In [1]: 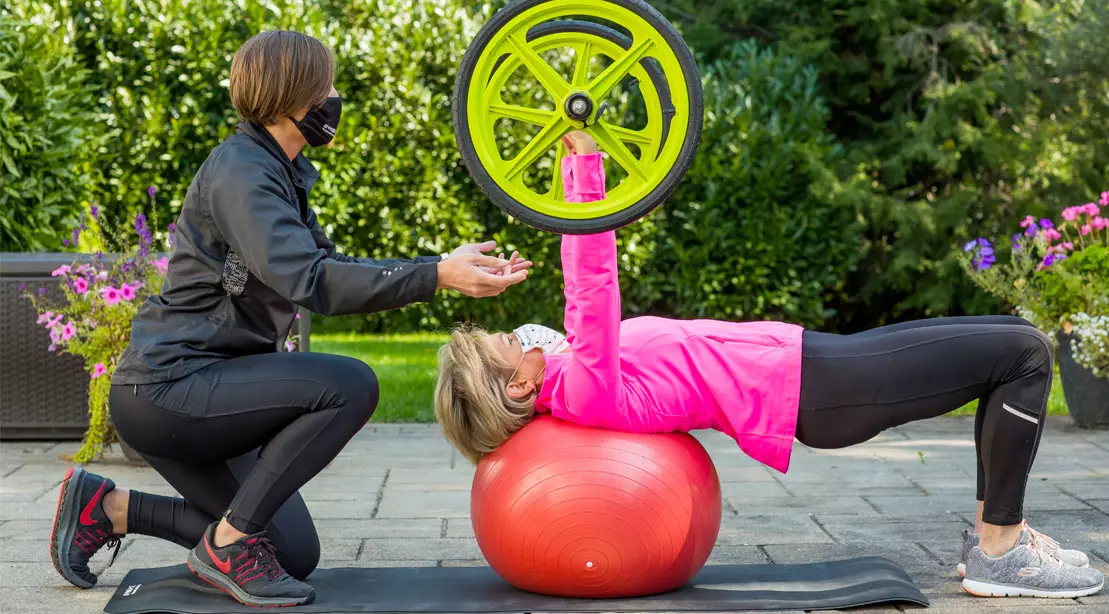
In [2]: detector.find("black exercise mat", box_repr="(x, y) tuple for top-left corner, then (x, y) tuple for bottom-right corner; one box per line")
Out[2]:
(104, 558), (928, 614)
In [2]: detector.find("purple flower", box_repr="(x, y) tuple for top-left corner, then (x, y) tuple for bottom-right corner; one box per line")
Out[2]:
(963, 240), (977, 252)
(38, 287), (45, 295)
(148, 186), (157, 199)
(90, 205), (99, 219)
(134, 213), (148, 233)
(62, 239), (70, 246)
(18, 283), (26, 292)
(71, 227), (81, 245)
(1024, 225), (1038, 237)
(977, 238), (992, 248)
(1039, 218), (1054, 229)
(978, 246), (994, 257)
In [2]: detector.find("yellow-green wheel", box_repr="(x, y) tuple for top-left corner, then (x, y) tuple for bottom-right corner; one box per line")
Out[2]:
(453, 0), (703, 234)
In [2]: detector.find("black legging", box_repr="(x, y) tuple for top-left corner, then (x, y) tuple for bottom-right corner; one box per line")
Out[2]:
(108, 351), (378, 579)
(795, 316), (1052, 526)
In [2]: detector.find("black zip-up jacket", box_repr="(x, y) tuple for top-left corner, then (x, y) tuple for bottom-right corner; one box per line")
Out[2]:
(113, 122), (440, 385)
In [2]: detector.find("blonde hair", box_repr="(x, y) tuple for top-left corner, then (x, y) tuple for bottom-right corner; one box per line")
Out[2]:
(230, 30), (336, 125)
(434, 324), (537, 464)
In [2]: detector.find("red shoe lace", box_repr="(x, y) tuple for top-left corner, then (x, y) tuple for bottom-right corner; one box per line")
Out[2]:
(233, 536), (286, 584)
(74, 527), (122, 567)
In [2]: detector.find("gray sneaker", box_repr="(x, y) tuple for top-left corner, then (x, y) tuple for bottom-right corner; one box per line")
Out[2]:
(963, 530), (1104, 598)
(957, 526), (1091, 577)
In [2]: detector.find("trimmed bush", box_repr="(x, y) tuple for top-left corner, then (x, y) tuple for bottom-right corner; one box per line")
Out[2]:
(633, 42), (862, 328)
(0, 6), (100, 251)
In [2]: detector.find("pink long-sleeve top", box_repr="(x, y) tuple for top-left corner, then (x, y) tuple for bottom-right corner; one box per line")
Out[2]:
(533, 152), (804, 473)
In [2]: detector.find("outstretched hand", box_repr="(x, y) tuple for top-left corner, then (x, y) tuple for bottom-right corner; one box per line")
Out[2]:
(449, 241), (532, 276)
(438, 241), (530, 298)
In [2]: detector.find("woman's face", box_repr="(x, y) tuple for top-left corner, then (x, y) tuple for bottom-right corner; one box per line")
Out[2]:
(487, 332), (524, 370)
(292, 86), (340, 122)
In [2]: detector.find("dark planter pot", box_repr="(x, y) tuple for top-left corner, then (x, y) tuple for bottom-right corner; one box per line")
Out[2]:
(1056, 332), (1109, 429)
(0, 252), (312, 443)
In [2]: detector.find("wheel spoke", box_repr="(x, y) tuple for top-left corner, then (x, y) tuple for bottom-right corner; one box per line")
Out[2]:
(507, 35), (570, 100)
(549, 140), (566, 200)
(601, 122), (652, 147)
(572, 41), (592, 86)
(590, 121), (647, 182)
(490, 103), (555, 127)
(587, 38), (654, 102)
(506, 117), (567, 182)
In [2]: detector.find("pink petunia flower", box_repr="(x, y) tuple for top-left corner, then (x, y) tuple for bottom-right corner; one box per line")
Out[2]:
(1042, 228), (1062, 242)
(36, 311), (55, 325)
(152, 257), (169, 275)
(46, 314), (64, 328)
(285, 340), (295, 352)
(1020, 215), (1037, 228)
(61, 321), (77, 341)
(1093, 216), (1108, 230)
(1062, 206), (1081, 221)
(74, 277), (89, 294)
(91, 363), (107, 378)
(51, 265), (71, 277)
(101, 287), (122, 306)
(119, 283), (136, 301)
(1100, 191), (1109, 206)
(1082, 203), (1100, 216)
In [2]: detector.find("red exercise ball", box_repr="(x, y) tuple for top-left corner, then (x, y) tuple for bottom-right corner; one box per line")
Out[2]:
(471, 414), (722, 598)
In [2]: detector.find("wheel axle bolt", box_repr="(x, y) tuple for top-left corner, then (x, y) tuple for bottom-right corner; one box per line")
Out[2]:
(565, 93), (593, 121)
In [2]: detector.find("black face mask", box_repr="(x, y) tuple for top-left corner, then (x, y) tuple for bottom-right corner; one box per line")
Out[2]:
(292, 96), (342, 147)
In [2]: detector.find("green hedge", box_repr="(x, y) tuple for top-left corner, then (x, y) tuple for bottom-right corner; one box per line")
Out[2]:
(4, 0), (1106, 333)
(631, 42), (862, 328)
(0, 6), (101, 251)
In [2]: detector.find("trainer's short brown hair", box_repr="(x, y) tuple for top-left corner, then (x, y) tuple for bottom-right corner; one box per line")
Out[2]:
(230, 30), (335, 125)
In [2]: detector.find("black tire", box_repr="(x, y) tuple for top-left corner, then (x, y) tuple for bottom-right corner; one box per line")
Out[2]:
(453, 0), (702, 235)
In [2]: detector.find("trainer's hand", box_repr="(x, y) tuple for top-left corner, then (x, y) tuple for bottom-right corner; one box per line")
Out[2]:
(437, 253), (528, 298)
(448, 241), (532, 275)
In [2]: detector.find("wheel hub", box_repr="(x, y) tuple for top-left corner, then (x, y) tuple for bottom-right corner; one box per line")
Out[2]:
(564, 93), (594, 121)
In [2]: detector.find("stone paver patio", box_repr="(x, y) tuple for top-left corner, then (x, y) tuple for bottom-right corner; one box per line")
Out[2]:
(1, 416), (1106, 614)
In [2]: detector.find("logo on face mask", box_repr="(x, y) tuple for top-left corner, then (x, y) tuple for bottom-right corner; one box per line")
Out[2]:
(292, 96), (342, 147)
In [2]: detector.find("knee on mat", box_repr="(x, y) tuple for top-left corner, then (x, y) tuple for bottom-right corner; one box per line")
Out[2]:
(276, 531), (321, 581)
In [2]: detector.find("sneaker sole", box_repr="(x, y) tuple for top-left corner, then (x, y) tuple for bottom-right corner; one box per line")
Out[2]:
(962, 577), (1104, 598)
(186, 550), (314, 608)
(50, 466), (95, 589)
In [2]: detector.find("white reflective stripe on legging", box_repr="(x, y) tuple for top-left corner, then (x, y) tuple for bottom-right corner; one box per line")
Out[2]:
(1003, 402), (1039, 424)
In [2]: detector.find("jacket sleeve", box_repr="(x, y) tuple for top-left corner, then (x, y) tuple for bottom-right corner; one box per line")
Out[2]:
(205, 157), (438, 316)
(559, 153), (625, 416)
(305, 207), (443, 267)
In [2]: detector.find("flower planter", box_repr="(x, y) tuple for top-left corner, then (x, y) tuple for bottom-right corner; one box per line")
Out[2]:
(0, 252), (312, 442)
(1056, 332), (1109, 429)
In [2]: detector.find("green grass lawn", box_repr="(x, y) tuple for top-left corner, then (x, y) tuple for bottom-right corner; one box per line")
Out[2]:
(313, 333), (1070, 422)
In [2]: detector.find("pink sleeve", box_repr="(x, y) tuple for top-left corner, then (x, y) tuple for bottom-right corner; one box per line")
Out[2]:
(559, 153), (624, 416)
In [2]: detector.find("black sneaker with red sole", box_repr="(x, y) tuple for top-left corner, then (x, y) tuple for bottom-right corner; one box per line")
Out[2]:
(50, 466), (123, 588)
(186, 521), (314, 608)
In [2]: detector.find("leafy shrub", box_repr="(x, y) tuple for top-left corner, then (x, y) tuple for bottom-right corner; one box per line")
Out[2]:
(634, 42), (862, 328)
(0, 6), (101, 251)
(656, 0), (1109, 330)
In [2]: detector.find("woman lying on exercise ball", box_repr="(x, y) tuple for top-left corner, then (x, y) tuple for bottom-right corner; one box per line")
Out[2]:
(49, 30), (530, 608)
(435, 130), (1104, 599)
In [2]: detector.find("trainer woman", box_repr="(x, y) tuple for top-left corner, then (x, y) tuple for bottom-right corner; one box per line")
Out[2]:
(48, 31), (529, 608)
